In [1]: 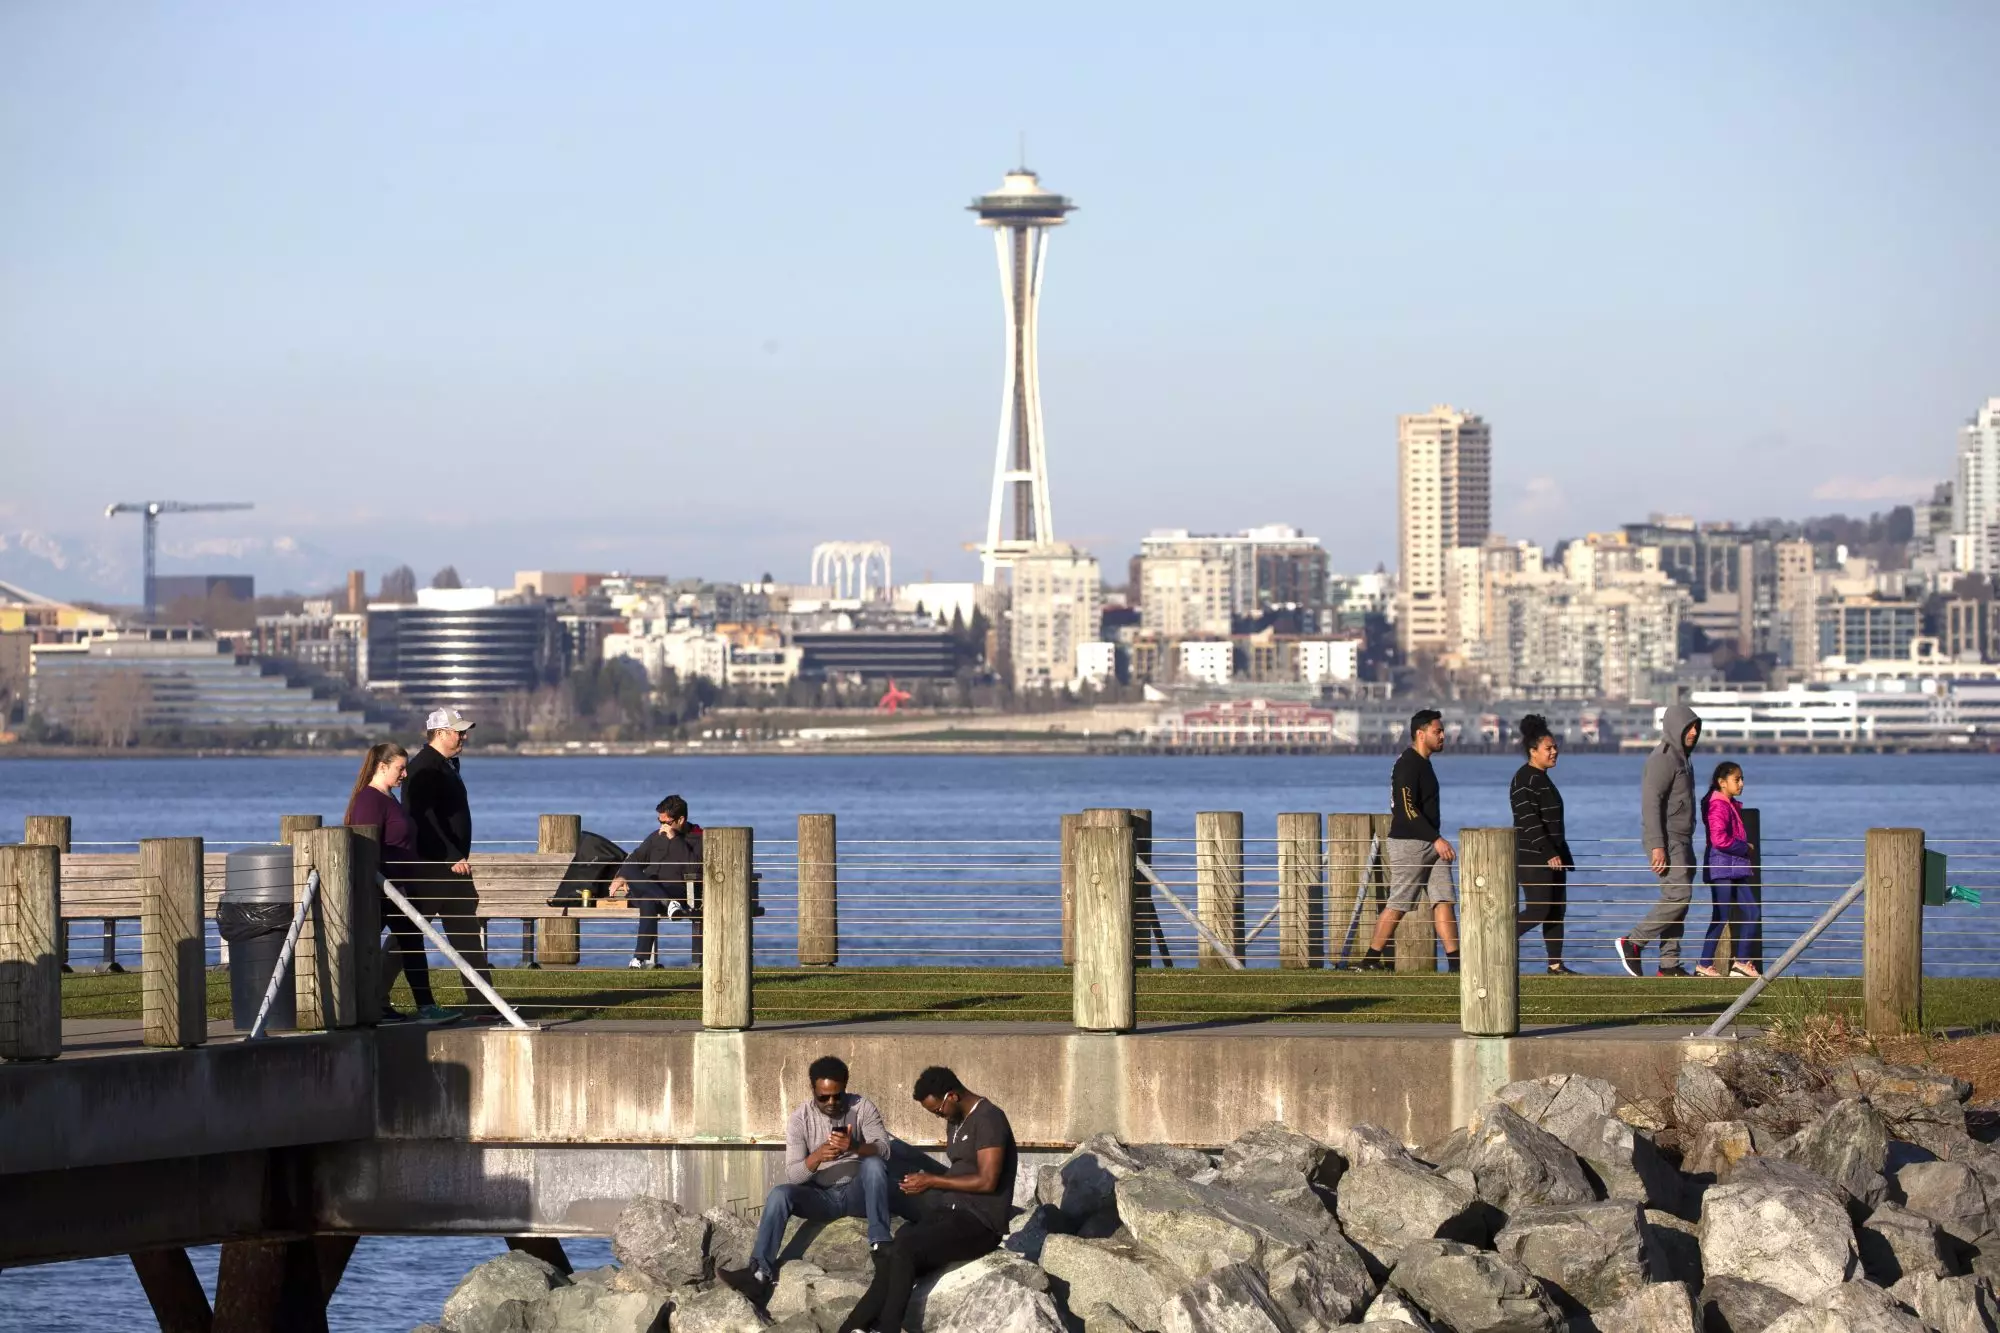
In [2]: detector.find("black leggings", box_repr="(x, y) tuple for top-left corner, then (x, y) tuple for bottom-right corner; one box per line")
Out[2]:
(840, 1207), (1000, 1333)
(382, 902), (436, 1009)
(1517, 865), (1567, 964)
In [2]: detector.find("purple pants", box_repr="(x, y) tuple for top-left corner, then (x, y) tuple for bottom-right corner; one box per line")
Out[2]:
(1698, 878), (1761, 970)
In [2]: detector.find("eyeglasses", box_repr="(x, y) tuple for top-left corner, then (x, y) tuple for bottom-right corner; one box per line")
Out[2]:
(813, 1092), (845, 1105)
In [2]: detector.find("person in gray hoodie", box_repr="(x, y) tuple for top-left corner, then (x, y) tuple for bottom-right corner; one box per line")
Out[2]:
(1617, 702), (1703, 977)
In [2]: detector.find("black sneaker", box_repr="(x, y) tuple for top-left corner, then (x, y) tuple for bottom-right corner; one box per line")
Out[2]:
(1614, 937), (1643, 978)
(377, 1008), (412, 1025)
(717, 1265), (773, 1310)
(1443, 951), (1461, 974)
(1656, 966), (1691, 978)
(1357, 950), (1389, 972)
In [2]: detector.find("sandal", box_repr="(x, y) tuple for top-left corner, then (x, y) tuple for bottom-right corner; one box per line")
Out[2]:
(1693, 965), (1723, 978)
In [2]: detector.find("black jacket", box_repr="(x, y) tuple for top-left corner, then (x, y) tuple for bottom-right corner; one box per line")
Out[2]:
(403, 744), (472, 868)
(616, 825), (704, 901)
(1509, 764), (1575, 872)
(1388, 748), (1442, 842)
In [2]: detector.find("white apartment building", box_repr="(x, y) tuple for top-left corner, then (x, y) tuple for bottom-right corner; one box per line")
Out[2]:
(1178, 640), (1234, 686)
(1774, 539), (1816, 668)
(1484, 536), (1686, 701)
(1953, 398), (2000, 574)
(1010, 543), (1102, 692)
(1137, 524), (1327, 636)
(1075, 641), (1116, 688)
(1397, 406), (1491, 653)
(1296, 639), (1360, 684)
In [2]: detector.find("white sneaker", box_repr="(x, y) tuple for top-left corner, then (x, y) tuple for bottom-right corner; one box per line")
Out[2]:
(627, 956), (647, 970)
(665, 900), (688, 921)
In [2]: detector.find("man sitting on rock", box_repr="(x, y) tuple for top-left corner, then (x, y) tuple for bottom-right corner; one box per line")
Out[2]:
(837, 1066), (1017, 1333)
(719, 1054), (899, 1310)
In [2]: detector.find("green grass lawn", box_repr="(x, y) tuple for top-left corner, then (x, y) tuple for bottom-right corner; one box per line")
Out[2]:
(65, 966), (2000, 1031)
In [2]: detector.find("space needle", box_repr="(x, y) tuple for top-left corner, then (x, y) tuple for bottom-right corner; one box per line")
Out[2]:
(969, 163), (1075, 585)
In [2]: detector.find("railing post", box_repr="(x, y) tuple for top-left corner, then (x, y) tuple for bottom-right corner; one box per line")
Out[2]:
(798, 814), (837, 966)
(1459, 828), (1519, 1037)
(1362, 814), (1391, 963)
(279, 814), (323, 842)
(1073, 822), (1136, 1032)
(1277, 813), (1323, 969)
(1864, 827), (1924, 1036)
(23, 816), (71, 973)
(292, 827), (358, 1030)
(346, 821), (387, 1024)
(536, 814), (582, 968)
(701, 828), (754, 1030)
(1326, 813), (1373, 968)
(1129, 807), (1168, 968)
(0, 843), (62, 1061)
(142, 837), (207, 1048)
(1196, 811), (1244, 969)
(1060, 813), (1082, 966)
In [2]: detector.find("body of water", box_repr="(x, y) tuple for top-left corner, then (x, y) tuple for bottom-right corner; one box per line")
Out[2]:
(1, 750), (1996, 1329)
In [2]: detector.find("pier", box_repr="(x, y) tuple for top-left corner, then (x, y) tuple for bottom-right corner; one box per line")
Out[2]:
(0, 809), (1987, 1327)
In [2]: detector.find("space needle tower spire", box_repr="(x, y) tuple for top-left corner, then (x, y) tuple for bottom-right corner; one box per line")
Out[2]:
(969, 160), (1075, 585)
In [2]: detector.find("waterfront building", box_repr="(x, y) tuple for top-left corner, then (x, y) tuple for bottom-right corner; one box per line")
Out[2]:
(1675, 680), (2000, 747)
(1138, 525), (1330, 637)
(1296, 639), (1360, 684)
(1009, 542), (1101, 692)
(1398, 406), (1491, 653)
(1484, 538), (1685, 702)
(791, 630), (960, 680)
(970, 165), (1075, 585)
(1952, 398), (2000, 574)
(1075, 641), (1116, 688)
(252, 601), (367, 686)
(1817, 597), (1921, 666)
(152, 575), (253, 608)
(0, 579), (116, 639)
(1177, 640), (1234, 686)
(30, 633), (366, 737)
(1154, 698), (1349, 748)
(365, 587), (559, 710)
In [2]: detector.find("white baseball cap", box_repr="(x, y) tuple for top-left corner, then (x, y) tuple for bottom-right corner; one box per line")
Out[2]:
(425, 707), (476, 732)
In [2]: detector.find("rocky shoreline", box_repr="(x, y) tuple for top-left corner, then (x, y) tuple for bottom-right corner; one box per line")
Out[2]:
(422, 1047), (2000, 1333)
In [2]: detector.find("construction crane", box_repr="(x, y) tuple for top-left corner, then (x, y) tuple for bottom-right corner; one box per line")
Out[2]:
(104, 501), (255, 620)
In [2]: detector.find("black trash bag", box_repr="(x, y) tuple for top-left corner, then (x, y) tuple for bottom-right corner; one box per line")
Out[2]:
(215, 900), (294, 943)
(545, 830), (627, 906)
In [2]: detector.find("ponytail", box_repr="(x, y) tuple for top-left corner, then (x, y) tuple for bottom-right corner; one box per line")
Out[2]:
(346, 742), (408, 822)
(1707, 761), (1742, 796)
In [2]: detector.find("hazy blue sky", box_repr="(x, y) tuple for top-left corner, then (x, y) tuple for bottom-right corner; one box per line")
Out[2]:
(3, 2), (1997, 599)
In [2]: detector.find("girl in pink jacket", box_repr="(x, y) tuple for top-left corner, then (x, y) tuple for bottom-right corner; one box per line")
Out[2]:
(1695, 762), (1760, 978)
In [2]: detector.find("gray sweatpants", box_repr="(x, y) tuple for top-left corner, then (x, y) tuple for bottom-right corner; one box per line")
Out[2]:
(1629, 845), (1696, 969)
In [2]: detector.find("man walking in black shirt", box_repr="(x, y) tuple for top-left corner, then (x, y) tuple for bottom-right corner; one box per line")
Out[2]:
(838, 1066), (1016, 1333)
(401, 708), (496, 1015)
(1359, 709), (1461, 972)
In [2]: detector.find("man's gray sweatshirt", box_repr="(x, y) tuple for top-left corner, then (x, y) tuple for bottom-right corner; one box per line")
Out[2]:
(1641, 702), (1702, 854)
(782, 1092), (892, 1186)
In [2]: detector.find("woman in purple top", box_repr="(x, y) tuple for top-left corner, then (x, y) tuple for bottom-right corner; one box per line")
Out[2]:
(1695, 761), (1761, 979)
(345, 743), (448, 1021)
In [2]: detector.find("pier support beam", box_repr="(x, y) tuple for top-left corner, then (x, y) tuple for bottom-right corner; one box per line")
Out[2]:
(701, 828), (754, 1031)
(0, 842), (61, 1061)
(1277, 813), (1322, 970)
(23, 816), (72, 973)
(213, 1239), (329, 1333)
(1195, 811), (1243, 969)
(1458, 828), (1519, 1037)
(1865, 827), (1925, 1036)
(142, 837), (207, 1049)
(798, 814), (837, 966)
(1073, 822), (1136, 1032)
(536, 814), (581, 968)
(131, 1247), (214, 1333)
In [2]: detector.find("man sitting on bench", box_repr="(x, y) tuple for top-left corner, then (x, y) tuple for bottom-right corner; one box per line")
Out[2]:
(608, 794), (701, 970)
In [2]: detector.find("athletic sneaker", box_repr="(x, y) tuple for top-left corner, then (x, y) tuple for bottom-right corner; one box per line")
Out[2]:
(1656, 966), (1691, 978)
(1730, 963), (1762, 979)
(377, 1007), (412, 1024)
(717, 1265), (773, 1311)
(1614, 937), (1644, 977)
(417, 1005), (462, 1025)
(665, 900), (688, 921)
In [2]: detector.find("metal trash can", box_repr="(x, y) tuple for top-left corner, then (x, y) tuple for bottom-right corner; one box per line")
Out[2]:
(218, 845), (297, 1031)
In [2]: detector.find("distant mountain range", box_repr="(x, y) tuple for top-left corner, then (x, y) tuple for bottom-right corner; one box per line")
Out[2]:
(0, 527), (351, 604)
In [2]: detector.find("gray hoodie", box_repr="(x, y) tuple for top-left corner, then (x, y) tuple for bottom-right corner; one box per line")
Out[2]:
(1640, 696), (1704, 852)
(1641, 703), (1702, 854)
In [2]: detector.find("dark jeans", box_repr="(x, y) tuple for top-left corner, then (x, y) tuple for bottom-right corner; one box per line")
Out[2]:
(841, 1207), (1001, 1333)
(749, 1157), (903, 1275)
(632, 894), (687, 962)
(1516, 865), (1567, 964)
(381, 901), (436, 1009)
(1699, 878), (1762, 970)
(410, 874), (494, 1008)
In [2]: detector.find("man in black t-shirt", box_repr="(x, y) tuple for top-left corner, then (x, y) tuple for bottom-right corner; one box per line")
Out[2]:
(837, 1066), (1016, 1333)
(1359, 708), (1462, 972)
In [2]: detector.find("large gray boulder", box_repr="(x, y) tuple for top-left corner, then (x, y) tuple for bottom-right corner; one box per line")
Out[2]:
(1156, 1263), (1289, 1333)
(1698, 1276), (1801, 1333)
(1699, 1159), (1858, 1301)
(1838, 1059), (1973, 1155)
(612, 1197), (714, 1287)
(908, 1251), (1060, 1333)
(1217, 1122), (1345, 1192)
(525, 1283), (669, 1333)
(1493, 1073), (1620, 1144)
(1589, 1281), (1699, 1333)
(704, 1207), (761, 1274)
(1899, 1160), (1999, 1250)
(1385, 1239), (1563, 1333)
(1859, 1202), (1953, 1286)
(1263, 1232), (1376, 1328)
(1039, 1137), (1218, 1225)
(792, 1216), (877, 1275)
(767, 1262), (871, 1330)
(1563, 1112), (1681, 1210)
(1335, 1157), (1490, 1273)
(1760, 1279), (1927, 1333)
(1462, 1102), (1595, 1213)
(1715, 1044), (1816, 1109)
(1780, 1098), (1891, 1206)
(1114, 1171), (1331, 1283)
(1676, 1060), (1744, 1126)
(442, 1252), (569, 1333)
(1683, 1120), (1764, 1179)
(1360, 1287), (1436, 1329)
(670, 1284), (769, 1333)
(1339, 1124), (1417, 1169)
(1644, 1210), (1704, 1289)
(1491, 1201), (1652, 1313)
(1039, 1235), (1189, 1332)
(1888, 1272), (2000, 1333)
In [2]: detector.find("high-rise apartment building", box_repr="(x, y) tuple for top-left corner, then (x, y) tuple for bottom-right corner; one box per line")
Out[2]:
(1136, 525), (1330, 637)
(1773, 539), (1817, 668)
(1953, 398), (2000, 575)
(1398, 406), (1491, 653)
(1009, 543), (1102, 692)
(1483, 538), (1684, 702)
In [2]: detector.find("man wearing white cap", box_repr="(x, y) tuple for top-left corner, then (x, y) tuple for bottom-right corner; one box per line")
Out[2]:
(401, 708), (496, 1017)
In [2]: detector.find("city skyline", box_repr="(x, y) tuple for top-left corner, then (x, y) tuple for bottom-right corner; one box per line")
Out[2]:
(4, 3), (1997, 601)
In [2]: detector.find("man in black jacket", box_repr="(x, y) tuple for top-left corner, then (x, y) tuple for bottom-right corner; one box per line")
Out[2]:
(609, 794), (703, 968)
(1359, 709), (1461, 972)
(401, 708), (496, 1014)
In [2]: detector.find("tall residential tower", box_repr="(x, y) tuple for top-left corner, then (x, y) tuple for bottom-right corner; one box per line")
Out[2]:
(1953, 397), (2000, 575)
(1397, 406), (1491, 653)
(970, 166), (1075, 585)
